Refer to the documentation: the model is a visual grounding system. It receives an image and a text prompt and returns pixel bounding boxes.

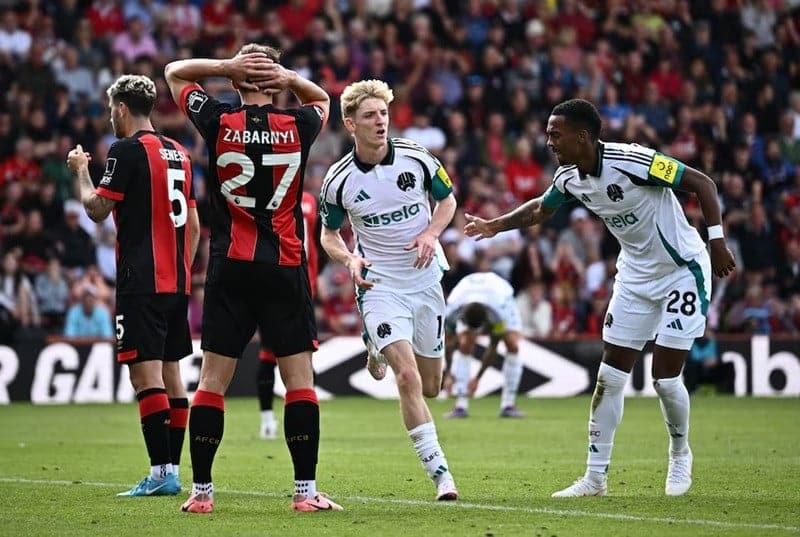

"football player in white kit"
[320,79,459,501]
[442,272,525,418]
[465,99,736,497]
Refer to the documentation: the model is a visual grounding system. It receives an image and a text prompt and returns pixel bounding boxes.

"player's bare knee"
[394,367,423,395]
[129,361,163,392]
[422,376,441,398]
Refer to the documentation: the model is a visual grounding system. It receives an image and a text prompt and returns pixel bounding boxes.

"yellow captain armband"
[647,153,684,186]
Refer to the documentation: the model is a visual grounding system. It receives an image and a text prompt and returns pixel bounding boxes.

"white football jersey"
[321,138,454,292]
[445,271,514,325]
[542,142,707,283]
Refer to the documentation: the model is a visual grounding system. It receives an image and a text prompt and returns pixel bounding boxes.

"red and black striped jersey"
[95,131,195,295]
[179,83,325,266]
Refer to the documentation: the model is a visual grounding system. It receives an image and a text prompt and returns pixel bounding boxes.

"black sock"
[284,389,319,480]
[189,390,224,483]
[257,360,276,412]
[137,388,171,467]
[169,397,189,467]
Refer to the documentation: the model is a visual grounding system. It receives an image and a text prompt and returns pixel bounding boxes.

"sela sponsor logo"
[222,128,296,145]
[186,90,208,113]
[361,202,421,227]
[159,148,188,162]
[603,212,639,229]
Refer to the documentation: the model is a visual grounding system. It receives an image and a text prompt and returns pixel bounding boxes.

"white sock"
[408,422,452,485]
[653,375,690,454]
[173,465,179,478]
[150,463,173,479]
[295,479,317,499]
[586,362,629,475]
[261,410,276,425]
[192,482,214,497]
[451,350,470,405]
[501,351,522,408]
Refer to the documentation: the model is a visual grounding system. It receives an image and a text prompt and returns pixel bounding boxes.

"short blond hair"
[340,79,394,119]
[237,43,281,62]
[106,74,156,116]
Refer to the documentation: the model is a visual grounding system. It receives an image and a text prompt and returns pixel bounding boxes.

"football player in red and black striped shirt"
[67,74,200,497]
[165,44,342,513]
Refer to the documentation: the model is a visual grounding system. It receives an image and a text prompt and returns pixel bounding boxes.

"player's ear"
[343,116,355,134]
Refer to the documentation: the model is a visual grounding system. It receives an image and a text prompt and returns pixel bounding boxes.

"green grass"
[1,396,798,537]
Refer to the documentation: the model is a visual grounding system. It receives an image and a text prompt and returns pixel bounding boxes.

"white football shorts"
[358,283,445,358]
[603,253,712,351]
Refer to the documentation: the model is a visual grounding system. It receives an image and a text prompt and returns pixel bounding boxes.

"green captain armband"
[431,166,454,200]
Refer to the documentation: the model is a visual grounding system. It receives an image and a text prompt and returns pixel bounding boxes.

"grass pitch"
[1,396,798,537]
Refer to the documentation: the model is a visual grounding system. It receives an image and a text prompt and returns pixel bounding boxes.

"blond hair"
[237,43,281,62]
[340,79,394,119]
[106,75,156,116]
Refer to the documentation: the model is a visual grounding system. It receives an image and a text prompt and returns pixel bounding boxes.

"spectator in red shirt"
[550,0,596,49]
[200,0,235,45]
[276,0,321,42]
[505,137,544,203]
[0,137,41,191]
[85,0,124,40]
[649,57,684,102]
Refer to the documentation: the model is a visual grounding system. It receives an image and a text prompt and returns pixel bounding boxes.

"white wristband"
[707,225,724,241]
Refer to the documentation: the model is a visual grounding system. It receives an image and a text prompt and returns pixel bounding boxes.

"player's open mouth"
[376,129,385,136]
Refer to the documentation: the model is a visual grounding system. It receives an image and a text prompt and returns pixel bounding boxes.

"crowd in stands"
[2,0,800,344]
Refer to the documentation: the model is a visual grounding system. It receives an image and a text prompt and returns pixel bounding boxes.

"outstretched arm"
[678,167,736,278]
[464,195,556,240]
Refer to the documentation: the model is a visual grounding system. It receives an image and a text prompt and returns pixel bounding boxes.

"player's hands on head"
[710,239,736,278]
[66,144,91,172]
[251,62,294,95]
[405,230,437,269]
[347,255,374,290]
[464,213,496,241]
[226,52,277,92]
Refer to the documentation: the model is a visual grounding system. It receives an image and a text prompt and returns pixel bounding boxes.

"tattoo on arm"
[77,167,114,222]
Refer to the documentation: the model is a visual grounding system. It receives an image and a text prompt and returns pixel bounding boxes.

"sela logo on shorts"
[187,90,208,113]
[397,172,416,191]
[604,313,614,327]
[376,323,392,338]
[606,184,624,202]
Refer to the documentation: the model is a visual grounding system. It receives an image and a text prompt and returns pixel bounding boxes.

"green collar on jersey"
[353,139,396,173]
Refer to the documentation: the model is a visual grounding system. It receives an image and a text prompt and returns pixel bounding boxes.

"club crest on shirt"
[606,184,624,202]
[397,172,415,191]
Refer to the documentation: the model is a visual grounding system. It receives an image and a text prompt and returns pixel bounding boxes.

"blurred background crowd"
[2,0,800,345]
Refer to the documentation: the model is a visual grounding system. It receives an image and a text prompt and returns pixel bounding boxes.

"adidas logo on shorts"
[666,319,684,330]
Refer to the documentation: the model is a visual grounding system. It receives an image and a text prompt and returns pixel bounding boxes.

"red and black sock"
[284,389,319,481]
[257,352,277,412]
[189,390,224,484]
[137,388,171,467]
[168,397,189,466]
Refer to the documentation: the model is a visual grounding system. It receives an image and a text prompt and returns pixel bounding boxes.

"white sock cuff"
[653,375,684,393]
[408,421,436,440]
[598,362,630,387]
[505,351,519,363]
